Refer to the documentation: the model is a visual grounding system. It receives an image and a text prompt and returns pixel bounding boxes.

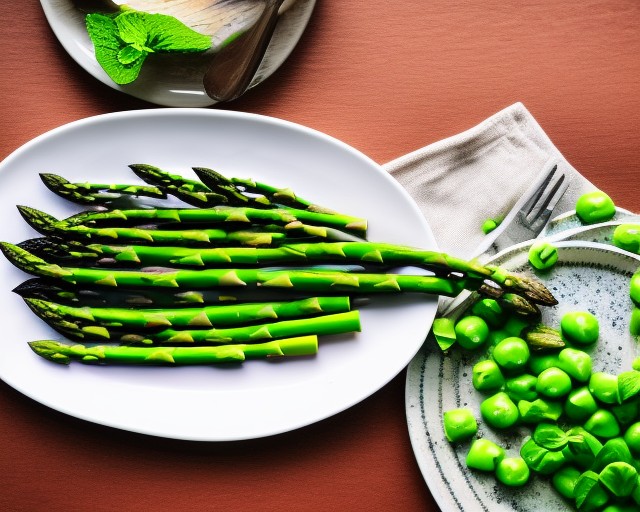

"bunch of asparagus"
[1,164,558,367]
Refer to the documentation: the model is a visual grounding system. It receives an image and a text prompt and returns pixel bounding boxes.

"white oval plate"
[0,109,437,441]
[40,0,316,107]
[406,241,640,512]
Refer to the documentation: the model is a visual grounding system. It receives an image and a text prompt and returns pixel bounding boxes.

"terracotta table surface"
[0,1,638,511]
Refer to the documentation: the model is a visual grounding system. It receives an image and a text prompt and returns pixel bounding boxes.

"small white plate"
[0,109,438,441]
[40,0,316,107]
[406,241,640,512]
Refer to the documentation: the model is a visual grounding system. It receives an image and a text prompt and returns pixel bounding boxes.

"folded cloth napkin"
[383,102,596,258]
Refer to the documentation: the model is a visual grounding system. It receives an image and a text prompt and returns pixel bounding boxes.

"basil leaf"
[144,13,212,52]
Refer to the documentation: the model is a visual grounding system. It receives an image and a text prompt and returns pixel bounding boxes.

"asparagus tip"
[28,340,71,364]
[16,205,59,235]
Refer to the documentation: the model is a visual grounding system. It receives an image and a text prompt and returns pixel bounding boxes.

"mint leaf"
[144,13,212,52]
[85,10,210,86]
[86,13,147,85]
[114,11,149,48]
[118,45,144,65]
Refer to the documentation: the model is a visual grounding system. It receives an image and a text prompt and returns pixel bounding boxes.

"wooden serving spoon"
[202,0,286,102]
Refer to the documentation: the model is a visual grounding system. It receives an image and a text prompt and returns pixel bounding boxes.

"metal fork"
[438,160,569,318]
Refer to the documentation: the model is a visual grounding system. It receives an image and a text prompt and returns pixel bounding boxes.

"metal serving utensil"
[203,0,286,102]
[438,160,569,319]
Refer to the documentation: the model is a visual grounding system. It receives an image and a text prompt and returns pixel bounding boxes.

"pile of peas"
[442,298,640,511]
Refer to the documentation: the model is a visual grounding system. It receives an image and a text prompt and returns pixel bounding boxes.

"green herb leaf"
[144,13,212,52]
[85,10,211,86]
[118,45,144,65]
[114,11,149,48]
[532,423,568,451]
[617,370,640,402]
[86,13,147,85]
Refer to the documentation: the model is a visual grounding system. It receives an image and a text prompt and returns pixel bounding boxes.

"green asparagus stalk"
[228,175,336,214]
[128,164,229,207]
[29,336,319,365]
[1,242,471,297]
[191,167,266,207]
[17,207,322,247]
[17,239,557,306]
[24,296,352,330]
[46,310,362,345]
[39,173,167,205]
[13,278,313,308]
[56,204,367,236]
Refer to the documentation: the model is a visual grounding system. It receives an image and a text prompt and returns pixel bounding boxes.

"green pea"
[611,401,639,426]
[584,409,621,439]
[482,218,500,234]
[492,337,530,372]
[602,505,639,512]
[495,457,530,487]
[454,316,489,350]
[623,422,640,454]
[503,315,531,338]
[504,374,538,402]
[480,392,519,429]
[529,353,562,375]
[575,190,616,224]
[443,408,478,443]
[471,298,505,328]
[472,360,505,392]
[631,273,640,307]
[599,461,638,497]
[574,471,610,511]
[630,307,640,336]
[432,317,457,351]
[536,367,572,398]
[487,329,509,346]
[520,437,566,475]
[558,347,592,382]
[589,372,620,404]
[566,426,603,469]
[561,310,599,345]
[565,387,599,421]
[612,223,640,254]
[552,465,582,499]
[528,241,559,270]
[592,437,634,473]
[466,438,505,471]
[518,398,563,424]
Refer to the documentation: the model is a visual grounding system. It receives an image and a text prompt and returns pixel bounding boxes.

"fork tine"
[526,173,569,229]
[521,164,558,216]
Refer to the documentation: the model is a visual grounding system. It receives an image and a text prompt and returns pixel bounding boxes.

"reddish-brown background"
[0,1,638,511]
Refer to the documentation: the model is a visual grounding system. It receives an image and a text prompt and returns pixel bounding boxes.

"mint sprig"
[86,10,212,85]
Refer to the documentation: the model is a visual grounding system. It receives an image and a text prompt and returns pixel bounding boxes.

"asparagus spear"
[17,239,557,306]
[56,204,367,236]
[1,242,471,297]
[24,296,352,329]
[44,310,362,345]
[16,207,312,247]
[228,175,336,214]
[128,164,229,207]
[29,336,319,365]
[13,278,313,308]
[39,173,166,205]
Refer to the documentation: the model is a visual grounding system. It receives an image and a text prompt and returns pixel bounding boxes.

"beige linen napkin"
[383,102,596,258]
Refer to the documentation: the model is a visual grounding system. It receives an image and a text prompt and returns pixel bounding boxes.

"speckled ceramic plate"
[406,241,640,512]
[40,0,315,107]
[538,208,634,238]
